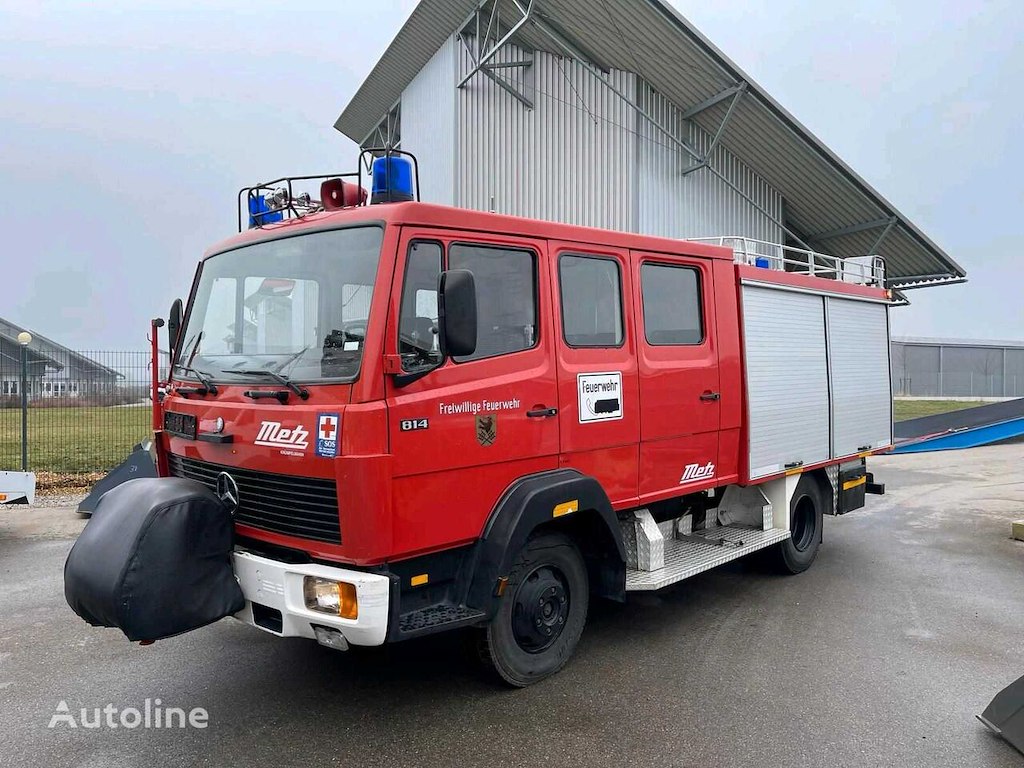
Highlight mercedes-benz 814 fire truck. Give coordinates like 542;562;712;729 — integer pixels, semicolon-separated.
76;153;893;686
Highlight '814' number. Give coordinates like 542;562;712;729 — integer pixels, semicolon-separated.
400;418;429;432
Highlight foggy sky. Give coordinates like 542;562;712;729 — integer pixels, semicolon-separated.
1;0;1021;349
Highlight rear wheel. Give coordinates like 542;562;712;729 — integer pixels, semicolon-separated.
477;532;588;687
767;474;824;574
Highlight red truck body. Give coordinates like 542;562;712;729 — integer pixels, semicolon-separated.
153;194;892;685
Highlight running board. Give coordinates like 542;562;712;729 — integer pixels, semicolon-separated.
625;524;790;592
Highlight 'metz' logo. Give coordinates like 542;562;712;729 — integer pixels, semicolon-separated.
254;421;310;451
680;462;716;484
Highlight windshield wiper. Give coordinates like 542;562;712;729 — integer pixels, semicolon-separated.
172;363;219;396
233;369;310;401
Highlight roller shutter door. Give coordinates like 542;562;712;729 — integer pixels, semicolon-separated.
741;286;830;480
828;297;893;456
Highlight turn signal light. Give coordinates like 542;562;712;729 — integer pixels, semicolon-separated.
303;577;358;620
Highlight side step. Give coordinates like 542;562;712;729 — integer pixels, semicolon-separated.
625;518;790;592
397;604;486;638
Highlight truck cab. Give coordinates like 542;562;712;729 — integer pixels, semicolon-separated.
150;164;891;686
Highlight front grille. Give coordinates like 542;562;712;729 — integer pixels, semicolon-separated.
167;455;341;544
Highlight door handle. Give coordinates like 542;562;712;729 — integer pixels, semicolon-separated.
699;392;721;402
526;407;558;418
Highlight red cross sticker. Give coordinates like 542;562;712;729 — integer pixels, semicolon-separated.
319;416;337;441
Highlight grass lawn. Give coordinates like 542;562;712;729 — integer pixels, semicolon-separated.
0;405;152;475
893;399;984;422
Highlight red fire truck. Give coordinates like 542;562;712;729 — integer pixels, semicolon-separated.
147;154;891;686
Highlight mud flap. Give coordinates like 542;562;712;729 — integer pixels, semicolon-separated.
979;673;1024;755
64;477;243;642
77;442;157;516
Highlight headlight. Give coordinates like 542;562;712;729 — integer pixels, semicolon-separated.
303;577;358;619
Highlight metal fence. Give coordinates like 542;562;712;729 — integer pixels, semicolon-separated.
0;350;154;487
894;374;1024;398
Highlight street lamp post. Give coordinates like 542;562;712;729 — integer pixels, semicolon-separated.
17;331;32;472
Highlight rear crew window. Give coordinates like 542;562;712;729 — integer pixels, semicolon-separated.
641;263;704;345
558;254;624;347
449;243;537;362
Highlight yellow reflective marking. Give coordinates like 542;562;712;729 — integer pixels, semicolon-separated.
842;476;867;491
784;468;803;477
411;574;429;587
553;500;579;518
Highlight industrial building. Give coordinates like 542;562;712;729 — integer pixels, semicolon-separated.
0;318;122;400
336;0;965;290
892;337;1024;398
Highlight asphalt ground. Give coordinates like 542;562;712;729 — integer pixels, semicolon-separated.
1;443;1022;767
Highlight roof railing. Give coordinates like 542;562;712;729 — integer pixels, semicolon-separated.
688;236;886;288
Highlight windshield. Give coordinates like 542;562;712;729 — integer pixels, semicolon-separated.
175;226;384;384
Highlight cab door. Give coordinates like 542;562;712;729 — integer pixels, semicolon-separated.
631;251;721;502
384;228;559;558
549;243;640;508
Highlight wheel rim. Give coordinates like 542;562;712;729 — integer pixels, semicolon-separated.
791;494;817;552
510;565;570;654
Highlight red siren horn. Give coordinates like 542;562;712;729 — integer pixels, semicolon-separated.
321;179;367;211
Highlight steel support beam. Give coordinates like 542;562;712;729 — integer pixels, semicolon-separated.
867;217;898;255
484;59;533;70
680;82;747;121
358;99;401;151
680;159;708;177
680;84;744;176
704;84;745;158
458;3;535;108
479;65;534;108
810;216;895;242
458;0;534;89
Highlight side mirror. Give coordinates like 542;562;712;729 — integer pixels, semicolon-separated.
168;299;183;356
438;269;477;358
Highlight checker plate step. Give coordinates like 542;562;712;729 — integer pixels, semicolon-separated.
398;604;485;635
625;524;790;591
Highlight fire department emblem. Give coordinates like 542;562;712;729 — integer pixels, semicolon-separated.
475;414;497;447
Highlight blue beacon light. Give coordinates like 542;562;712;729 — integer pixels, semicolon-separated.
371;156;415;204
248;195;283;229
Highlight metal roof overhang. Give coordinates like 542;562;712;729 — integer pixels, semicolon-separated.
336;0;966;288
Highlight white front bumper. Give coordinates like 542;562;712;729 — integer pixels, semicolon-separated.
231;552;391;647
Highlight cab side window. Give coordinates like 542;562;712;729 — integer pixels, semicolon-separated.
640;263;704;345
449;243;537;362
559;254;624;347
398;241;443;372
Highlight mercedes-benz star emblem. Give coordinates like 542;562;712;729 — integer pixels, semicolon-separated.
216;472;240;514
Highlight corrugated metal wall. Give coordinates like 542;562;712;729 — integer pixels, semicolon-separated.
891;340;1024;397
456;40;636;230
401;36;457;206
635;82;783;246
397;34;783;246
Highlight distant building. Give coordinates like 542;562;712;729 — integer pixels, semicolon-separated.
892;337;1024;398
0;318;122;399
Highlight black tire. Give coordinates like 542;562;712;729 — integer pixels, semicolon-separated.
477;531;588;687
766;473;824;574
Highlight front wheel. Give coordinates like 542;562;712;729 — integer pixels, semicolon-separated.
477;532;589;687
766;473;824;574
